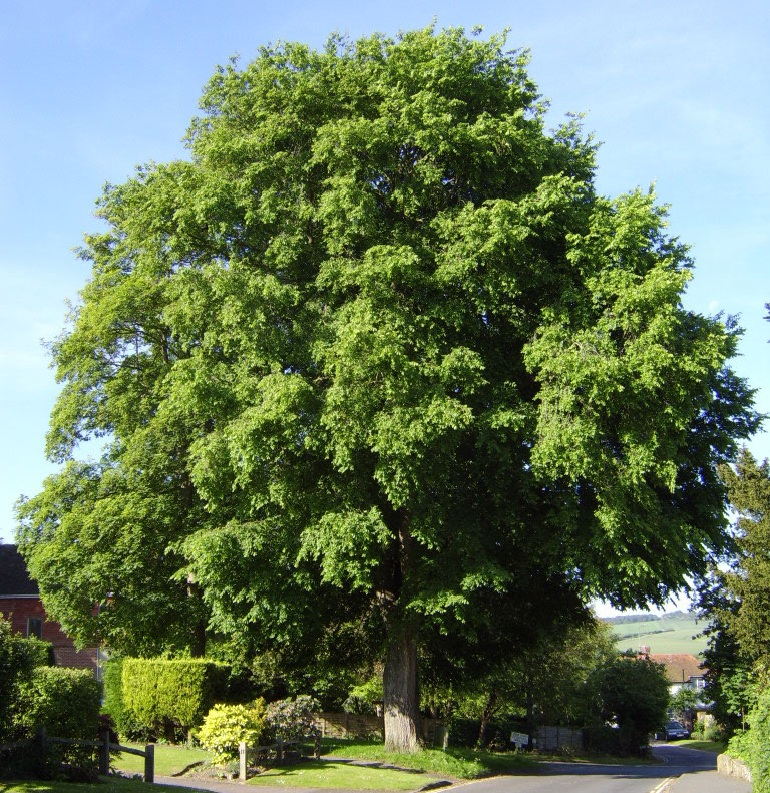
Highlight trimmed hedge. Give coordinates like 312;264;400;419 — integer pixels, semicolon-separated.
122;658;228;740
102;657;148;741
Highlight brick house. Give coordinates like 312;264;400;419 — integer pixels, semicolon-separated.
0;543;99;675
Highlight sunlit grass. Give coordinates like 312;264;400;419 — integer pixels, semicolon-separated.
111;742;211;776
248;759;441;789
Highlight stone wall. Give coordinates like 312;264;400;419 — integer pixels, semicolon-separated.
717;753;752;783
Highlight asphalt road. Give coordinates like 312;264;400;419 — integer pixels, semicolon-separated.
454;744;738;793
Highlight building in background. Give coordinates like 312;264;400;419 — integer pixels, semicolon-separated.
0;543;99;675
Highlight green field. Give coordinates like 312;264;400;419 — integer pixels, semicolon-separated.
606;612;707;657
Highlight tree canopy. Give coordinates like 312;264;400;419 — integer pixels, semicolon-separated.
16;26;759;751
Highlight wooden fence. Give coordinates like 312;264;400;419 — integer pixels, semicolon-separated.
239;736;321;781
0;728;155;783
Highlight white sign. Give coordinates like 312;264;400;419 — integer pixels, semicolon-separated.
510;731;528;748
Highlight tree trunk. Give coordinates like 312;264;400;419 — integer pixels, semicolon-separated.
477;687;498;748
525;685;536;749
383;623;420;753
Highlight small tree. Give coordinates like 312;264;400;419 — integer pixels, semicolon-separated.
586;655;669;755
670;687;699;724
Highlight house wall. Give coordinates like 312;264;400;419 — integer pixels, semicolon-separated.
0;596;98;674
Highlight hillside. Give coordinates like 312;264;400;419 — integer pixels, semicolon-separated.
603;611;707;657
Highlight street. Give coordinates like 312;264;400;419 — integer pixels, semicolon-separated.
451;744;737;793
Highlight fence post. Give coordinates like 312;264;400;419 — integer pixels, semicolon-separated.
240;741;247;781
144;744;154;784
34;727;48;776
99;731;110;774
314;733;321;760
277;737;283;764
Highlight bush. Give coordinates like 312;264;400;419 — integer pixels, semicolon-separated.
0;616;53;743
265;695;321;741
15;666;101;777
740;687;770;793
122;658;229;740
16;666;101;738
199;701;267;766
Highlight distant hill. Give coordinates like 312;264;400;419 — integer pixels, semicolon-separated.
603;611;707;657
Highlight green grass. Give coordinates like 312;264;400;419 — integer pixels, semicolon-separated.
670;739;726;753
319;739;534;779
0;779;210;793
248;759;442;789
111;743;211;776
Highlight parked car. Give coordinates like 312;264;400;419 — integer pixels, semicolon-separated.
664;720;691;740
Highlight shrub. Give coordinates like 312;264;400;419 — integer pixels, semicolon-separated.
16;666;101;738
198;701;267;767
15;666;101;777
122;658;229;740
740;687;770;793
265;695;321;741
0;616;53;743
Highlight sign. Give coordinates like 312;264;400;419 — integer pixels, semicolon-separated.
510;731;528;749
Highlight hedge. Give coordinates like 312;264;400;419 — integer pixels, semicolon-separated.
14;666;102;777
122;658;228;740
0;616;53;743
741;687;770;793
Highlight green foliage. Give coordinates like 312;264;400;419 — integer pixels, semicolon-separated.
265;695;321;741
15;666;101;774
585;655;669;755
16;666;101;738
121;658;229;739
738;687;770;792
695;449;770;737
669;687;699;720
17;24;760;751
344;676;384;714
102;657;147;741
0;616;53;742
721;450;770;665
198;701;266;767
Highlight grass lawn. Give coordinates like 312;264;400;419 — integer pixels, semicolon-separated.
110;742;211;776
319;739;535;779
248;759;445;789
0;779;210;793
669;739;726;753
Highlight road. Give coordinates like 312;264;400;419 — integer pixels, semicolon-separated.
453;744;726;793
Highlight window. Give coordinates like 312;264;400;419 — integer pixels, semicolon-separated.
27;617;43;639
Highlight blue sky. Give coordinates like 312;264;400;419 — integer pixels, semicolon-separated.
1;0;768;611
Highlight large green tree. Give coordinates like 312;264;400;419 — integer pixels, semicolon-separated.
17;28;759;751
721;449;770;665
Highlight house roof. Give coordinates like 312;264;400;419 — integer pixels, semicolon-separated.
0;544;39;597
649;653;704;684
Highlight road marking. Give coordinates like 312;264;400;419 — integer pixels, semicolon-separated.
649;776;677;793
